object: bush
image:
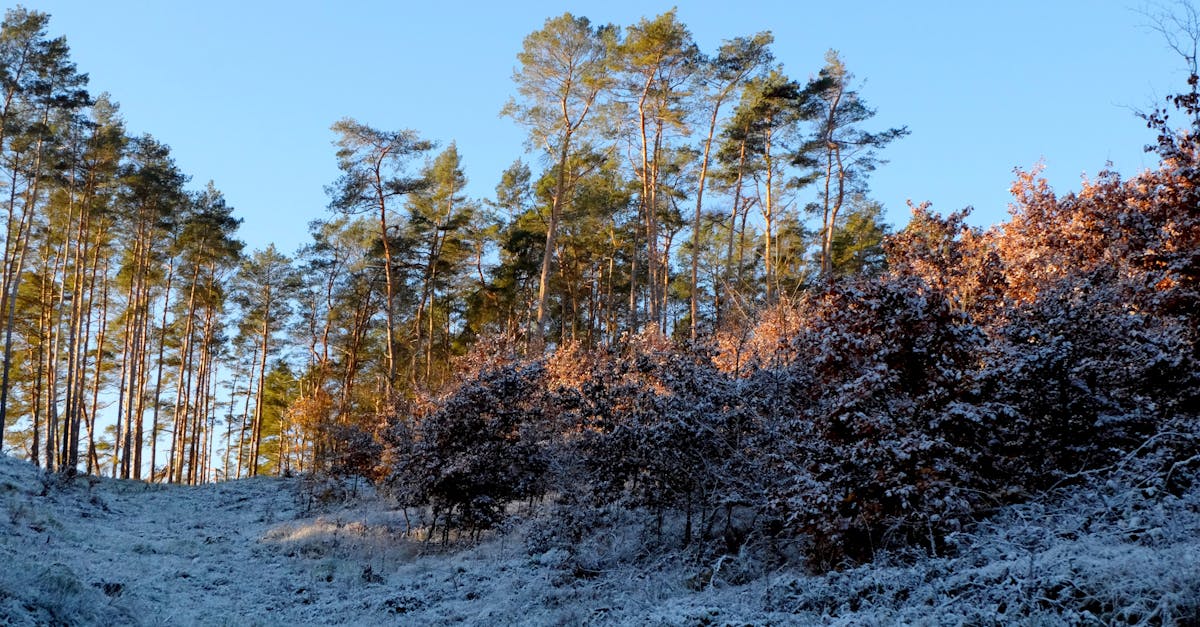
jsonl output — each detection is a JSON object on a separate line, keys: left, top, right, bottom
{"left": 557, "top": 332, "right": 742, "bottom": 549}
{"left": 382, "top": 363, "right": 553, "bottom": 541}
{"left": 982, "top": 270, "right": 1199, "bottom": 488}
{"left": 739, "top": 276, "right": 994, "bottom": 567}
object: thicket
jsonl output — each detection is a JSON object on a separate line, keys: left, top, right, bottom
{"left": 358, "top": 70, "right": 1200, "bottom": 573}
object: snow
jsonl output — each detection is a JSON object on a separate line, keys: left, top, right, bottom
{"left": 1, "top": 453, "right": 1197, "bottom": 625}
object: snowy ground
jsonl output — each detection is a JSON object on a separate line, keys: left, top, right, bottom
{"left": 1, "top": 454, "right": 1197, "bottom": 625}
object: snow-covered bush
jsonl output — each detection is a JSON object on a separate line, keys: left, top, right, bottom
{"left": 366, "top": 112, "right": 1200, "bottom": 570}
{"left": 742, "top": 276, "right": 995, "bottom": 568}
{"left": 325, "top": 423, "right": 384, "bottom": 481}
{"left": 558, "top": 333, "right": 742, "bottom": 549}
{"left": 981, "top": 270, "right": 1199, "bottom": 490}
{"left": 381, "top": 362, "right": 553, "bottom": 541}
{"left": 884, "top": 203, "right": 1006, "bottom": 319}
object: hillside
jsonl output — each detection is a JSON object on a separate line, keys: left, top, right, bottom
{"left": 1, "top": 453, "right": 1197, "bottom": 625}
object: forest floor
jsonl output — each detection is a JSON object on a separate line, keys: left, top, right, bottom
{"left": 1, "top": 454, "right": 1198, "bottom": 625}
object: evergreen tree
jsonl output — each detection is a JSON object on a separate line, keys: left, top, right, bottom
{"left": 232, "top": 245, "right": 297, "bottom": 477}
{"left": 797, "top": 50, "right": 907, "bottom": 278}
{"left": 112, "top": 134, "right": 186, "bottom": 478}
{"left": 687, "top": 32, "right": 773, "bottom": 338}
{"left": 405, "top": 143, "right": 480, "bottom": 386}
{"left": 328, "top": 119, "right": 433, "bottom": 399}
{"left": 613, "top": 10, "right": 700, "bottom": 329}
{"left": 723, "top": 69, "right": 807, "bottom": 303}
{"left": 503, "top": 13, "right": 613, "bottom": 346}
{"left": 0, "top": 7, "right": 90, "bottom": 451}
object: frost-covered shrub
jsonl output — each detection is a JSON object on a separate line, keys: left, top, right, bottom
{"left": 982, "top": 270, "right": 1199, "bottom": 489}
{"left": 369, "top": 135, "right": 1200, "bottom": 569}
{"left": 884, "top": 204, "right": 1006, "bottom": 320}
{"left": 562, "top": 335, "right": 741, "bottom": 548}
{"left": 997, "top": 138, "right": 1199, "bottom": 337}
{"left": 382, "top": 362, "right": 553, "bottom": 540}
{"left": 524, "top": 500, "right": 656, "bottom": 574}
{"left": 716, "top": 298, "right": 811, "bottom": 371}
{"left": 325, "top": 423, "right": 384, "bottom": 480}
{"left": 747, "top": 275, "right": 995, "bottom": 568}
{"left": 450, "top": 327, "right": 524, "bottom": 381}
{"left": 545, "top": 339, "right": 600, "bottom": 390}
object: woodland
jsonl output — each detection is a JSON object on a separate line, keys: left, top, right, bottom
{"left": 0, "top": 3, "right": 1198, "bottom": 587}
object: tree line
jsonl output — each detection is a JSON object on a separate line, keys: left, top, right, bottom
{"left": 0, "top": 7, "right": 299, "bottom": 479}
{"left": 371, "top": 50, "right": 1200, "bottom": 567}
{"left": 2, "top": 3, "right": 1197, "bottom": 573}
{"left": 0, "top": 8, "right": 910, "bottom": 480}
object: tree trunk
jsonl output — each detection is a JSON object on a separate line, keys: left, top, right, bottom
{"left": 819, "top": 81, "right": 845, "bottom": 277}
{"left": 235, "top": 347, "right": 259, "bottom": 480}
{"left": 170, "top": 266, "right": 201, "bottom": 483}
{"left": 147, "top": 255, "right": 177, "bottom": 479}
{"left": 534, "top": 128, "right": 572, "bottom": 347}
{"left": 373, "top": 158, "right": 399, "bottom": 400}
{"left": 87, "top": 255, "right": 112, "bottom": 475}
{"left": 722, "top": 140, "right": 748, "bottom": 327}
{"left": 762, "top": 127, "right": 776, "bottom": 303}
{"left": 250, "top": 302, "right": 271, "bottom": 477}
{"left": 690, "top": 102, "right": 723, "bottom": 339}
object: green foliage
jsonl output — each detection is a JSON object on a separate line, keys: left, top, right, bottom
{"left": 253, "top": 360, "right": 298, "bottom": 475}
{"left": 827, "top": 196, "right": 888, "bottom": 277}
{"left": 327, "top": 119, "right": 434, "bottom": 215}
{"left": 503, "top": 13, "right": 614, "bottom": 152}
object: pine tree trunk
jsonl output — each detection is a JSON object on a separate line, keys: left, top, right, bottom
{"left": 0, "top": 170, "right": 37, "bottom": 453}
{"left": 87, "top": 255, "right": 112, "bottom": 475}
{"left": 374, "top": 163, "right": 399, "bottom": 400}
{"left": 722, "top": 141, "right": 748, "bottom": 328}
{"left": 235, "top": 348, "right": 259, "bottom": 480}
{"left": 147, "top": 256, "right": 176, "bottom": 479}
{"left": 534, "top": 129, "right": 572, "bottom": 347}
{"left": 691, "top": 103, "right": 722, "bottom": 340}
{"left": 250, "top": 306, "right": 271, "bottom": 477}
{"left": 170, "top": 266, "right": 201, "bottom": 483}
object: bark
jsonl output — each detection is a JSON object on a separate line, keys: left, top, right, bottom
{"left": 0, "top": 135, "right": 45, "bottom": 453}
{"left": 721, "top": 139, "right": 748, "bottom": 328}
{"left": 250, "top": 297, "right": 271, "bottom": 477}
{"left": 147, "top": 255, "right": 176, "bottom": 478}
{"left": 235, "top": 347, "right": 259, "bottom": 480}
{"left": 373, "top": 154, "right": 398, "bottom": 400}
{"left": 818, "top": 81, "right": 845, "bottom": 277}
{"left": 169, "top": 265, "right": 200, "bottom": 483}
{"left": 533, "top": 128, "right": 572, "bottom": 346}
{"left": 690, "top": 102, "right": 722, "bottom": 339}
{"left": 86, "top": 255, "right": 111, "bottom": 475}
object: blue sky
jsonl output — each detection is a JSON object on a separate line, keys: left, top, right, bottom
{"left": 23, "top": 0, "right": 1190, "bottom": 255}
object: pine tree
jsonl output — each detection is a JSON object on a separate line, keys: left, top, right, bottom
{"left": 405, "top": 143, "right": 479, "bottom": 386}
{"left": 798, "top": 50, "right": 907, "bottom": 278}
{"left": 503, "top": 13, "right": 613, "bottom": 346}
{"left": 687, "top": 32, "right": 772, "bottom": 338}
{"left": 723, "top": 69, "right": 806, "bottom": 303}
{"left": 0, "top": 7, "right": 90, "bottom": 451}
{"left": 232, "top": 245, "right": 297, "bottom": 477}
{"left": 112, "top": 135, "right": 185, "bottom": 478}
{"left": 328, "top": 119, "right": 433, "bottom": 400}
{"left": 613, "top": 10, "right": 700, "bottom": 329}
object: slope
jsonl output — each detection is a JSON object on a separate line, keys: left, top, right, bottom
{"left": 1, "top": 453, "right": 1198, "bottom": 625}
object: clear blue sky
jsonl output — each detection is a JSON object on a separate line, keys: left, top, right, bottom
{"left": 23, "top": 1, "right": 1190, "bottom": 255}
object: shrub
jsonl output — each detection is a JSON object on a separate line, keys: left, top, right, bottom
{"left": 982, "top": 269, "right": 1199, "bottom": 488}
{"left": 382, "top": 362, "right": 553, "bottom": 541}
{"left": 744, "top": 276, "right": 994, "bottom": 567}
